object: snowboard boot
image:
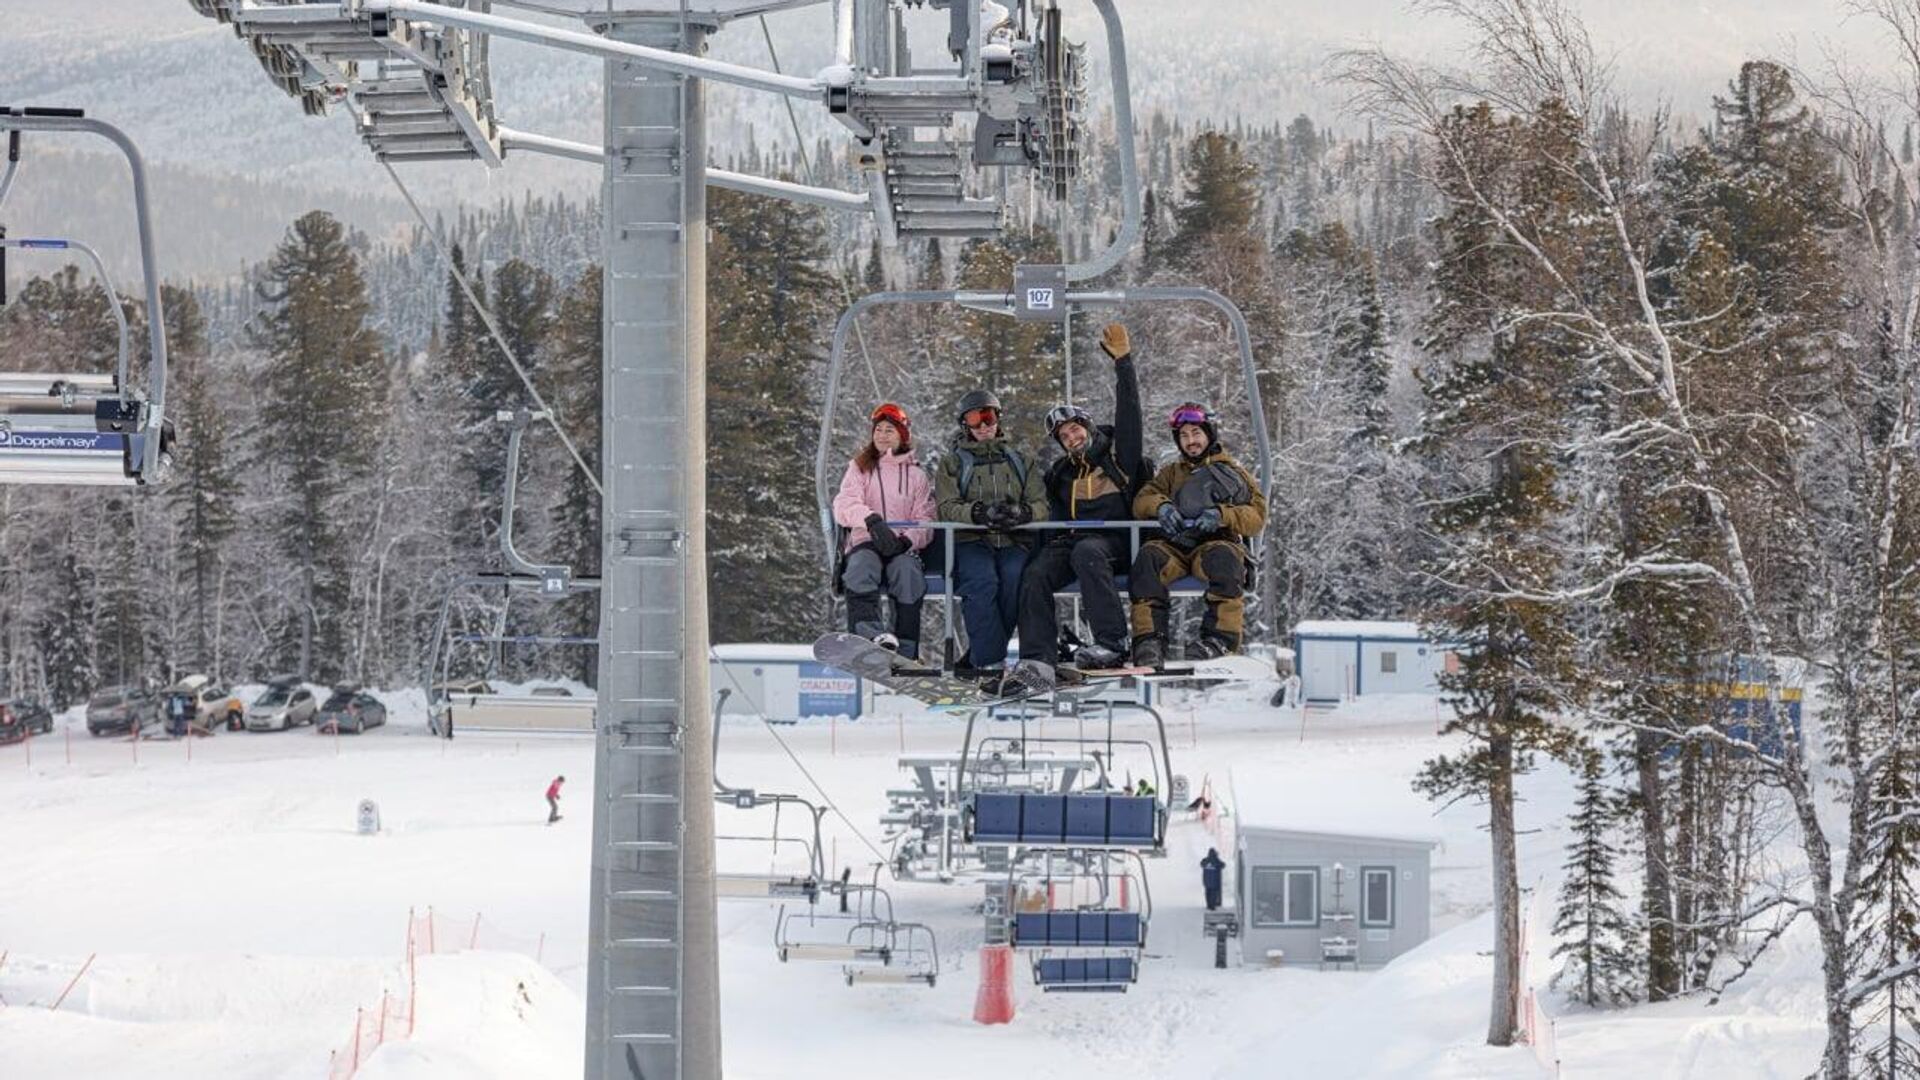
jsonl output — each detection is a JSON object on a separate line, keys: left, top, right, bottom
{"left": 1073, "top": 642, "right": 1124, "bottom": 671}
{"left": 1131, "top": 635, "right": 1166, "bottom": 670}
{"left": 874, "top": 632, "right": 901, "bottom": 652}
{"left": 1188, "top": 633, "right": 1237, "bottom": 661}
{"left": 1000, "top": 659, "right": 1055, "bottom": 697}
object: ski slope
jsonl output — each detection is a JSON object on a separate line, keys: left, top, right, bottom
{"left": 0, "top": 680, "right": 1828, "bottom": 1078}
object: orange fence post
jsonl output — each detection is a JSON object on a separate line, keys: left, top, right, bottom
{"left": 49, "top": 953, "right": 95, "bottom": 1012}
{"left": 972, "top": 945, "right": 1015, "bottom": 1024}
{"left": 378, "top": 989, "right": 388, "bottom": 1044}
{"left": 351, "top": 1006, "right": 363, "bottom": 1070}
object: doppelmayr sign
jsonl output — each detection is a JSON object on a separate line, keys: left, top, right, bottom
{"left": 0, "top": 430, "right": 122, "bottom": 451}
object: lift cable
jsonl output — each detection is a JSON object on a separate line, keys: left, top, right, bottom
{"left": 708, "top": 645, "right": 893, "bottom": 867}
{"left": 381, "top": 159, "right": 605, "bottom": 500}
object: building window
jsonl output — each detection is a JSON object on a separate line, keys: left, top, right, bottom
{"left": 1361, "top": 867, "right": 1394, "bottom": 928}
{"left": 1250, "top": 867, "right": 1320, "bottom": 927}
{"left": 1380, "top": 651, "right": 1398, "bottom": 674}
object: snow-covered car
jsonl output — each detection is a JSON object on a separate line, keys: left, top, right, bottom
{"left": 316, "top": 688, "right": 387, "bottom": 734}
{"left": 86, "top": 687, "right": 158, "bottom": 737}
{"left": 246, "top": 680, "right": 318, "bottom": 731}
{"left": 0, "top": 698, "right": 53, "bottom": 743}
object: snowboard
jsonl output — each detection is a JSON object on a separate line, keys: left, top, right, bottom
{"left": 1139, "top": 653, "right": 1272, "bottom": 683}
{"left": 811, "top": 634, "right": 1117, "bottom": 710}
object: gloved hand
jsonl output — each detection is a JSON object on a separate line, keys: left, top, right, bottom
{"left": 1194, "top": 507, "right": 1223, "bottom": 535}
{"left": 1156, "top": 502, "right": 1184, "bottom": 538}
{"left": 1100, "top": 323, "right": 1131, "bottom": 362}
{"left": 865, "top": 513, "right": 910, "bottom": 558}
{"left": 970, "top": 502, "right": 992, "bottom": 526}
{"left": 987, "top": 502, "right": 1033, "bottom": 529}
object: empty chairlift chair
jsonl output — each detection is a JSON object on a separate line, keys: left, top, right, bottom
{"left": 0, "top": 110, "right": 176, "bottom": 488}
{"left": 969, "top": 791, "right": 1163, "bottom": 849}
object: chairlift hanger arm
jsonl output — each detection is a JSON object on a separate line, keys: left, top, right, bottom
{"left": 0, "top": 238, "right": 133, "bottom": 391}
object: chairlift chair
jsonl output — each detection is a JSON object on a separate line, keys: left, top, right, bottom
{"left": 0, "top": 109, "right": 175, "bottom": 487}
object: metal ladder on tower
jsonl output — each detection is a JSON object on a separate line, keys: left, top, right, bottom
{"left": 590, "top": 13, "right": 697, "bottom": 1075}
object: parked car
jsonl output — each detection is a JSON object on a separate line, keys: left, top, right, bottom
{"left": 316, "top": 687, "right": 388, "bottom": 734}
{"left": 87, "top": 686, "right": 158, "bottom": 737}
{"left": 246, "top": 679, "right": 318, "bottom": 732}
{"left": 0, "top": 698, "right": 54, "bottom": 743}
{"left": 160, "top": 674, "right": 242, "bottom": 736}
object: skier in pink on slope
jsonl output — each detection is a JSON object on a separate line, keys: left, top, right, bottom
{"left": 546, "top": 775, "right": 565, "bottom": 824}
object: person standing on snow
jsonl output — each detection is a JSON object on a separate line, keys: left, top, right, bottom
{"left": 1201, "top": 847, "right": 1226, "bottom": 911}
{"left": 832, "top": 403, "right": 937, "bottom": 660}
{"left": 1128, "top": 402, "right": 1267, "bottom": 667}
{"left": 1013, "top": 323, "right": 1151, "bottom": 685}
{"left": 546, "top": 775, "right": 565, "bottom": 824}
{"left": 935, "top": 389, "right": 1048, "bottom": 680}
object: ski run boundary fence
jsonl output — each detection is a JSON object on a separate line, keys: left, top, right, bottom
{"left": 1516, "top": 883, "right": 1564, "bottom": 1078}
{"left": 325, "top": 906, "right": 553, "bottom": 1079}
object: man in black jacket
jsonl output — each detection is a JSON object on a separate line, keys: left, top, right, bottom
{"left": 1012, "top": 323, "right": 1151, "bottom": 680}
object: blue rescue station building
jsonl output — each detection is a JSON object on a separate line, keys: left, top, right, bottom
{"left": 1228, "top": 769, "right": 1440, "bottom": 968}
{"left": 710, "top": 644, "right": 863, "bottom": 722}
{"left": 1292, "top": 620, "right": 1456, "bottom": 705}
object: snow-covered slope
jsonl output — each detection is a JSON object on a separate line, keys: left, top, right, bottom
{"left": 0, "top": 683, "right": 1829, "bottom": 1078}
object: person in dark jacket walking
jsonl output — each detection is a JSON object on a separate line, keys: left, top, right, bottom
{"left": 1129, "top": 402, "right": 1268, "bottom": 666}
{"left": 935, "top": 389, "right": 1049, "bottom": 678}
{"left": 546, "top": 775, "right": 565, "bottom": 824}
{"left": 1201, "top": 847, "right": 1226, "bottom": 911}
{"left": 1013, "top": 324, "right": 1151, "bottom": 681}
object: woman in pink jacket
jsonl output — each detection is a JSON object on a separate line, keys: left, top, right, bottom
{"left": 833, "top": 402, "right": 936, "bottom": 660}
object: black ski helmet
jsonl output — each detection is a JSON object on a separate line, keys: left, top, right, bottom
{"left": 1046, "top": 403, "right": 1093, "bottom": 443}
{"left": 955, "top": 389, "right": 1003, "bottom": 426}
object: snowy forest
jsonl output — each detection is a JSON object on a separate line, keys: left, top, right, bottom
{"left": 3, "top": 0, "right": 1920, "bottom": 1071}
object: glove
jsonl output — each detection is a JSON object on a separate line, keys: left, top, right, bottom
{"left": 1100, "top": 323, "right": 1132, "bottom": 362}
{"left": 1195, "top": 507, "right": 1223, "bottom": 534}
{"left": 986, "top": 502, "right": 1033, "bottom": 529}
{"left": 970, "top": 502, "right": 992, "bottom": 526}
{"left": 865, "top": 513, "right": 910, "bottom": 558}
{"left": 1156, "top": 502, "right": 1184, "bottom": 538}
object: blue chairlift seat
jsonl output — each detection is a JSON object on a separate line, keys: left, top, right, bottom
{"left": 970, "top": 792, "right": 1161, "bottom": 848}
{"left": 1012, "top": 911, "right": 1145, "bottom": 949}
{"left": 1033, "top": 955, "right": 1137, "bottom": 992}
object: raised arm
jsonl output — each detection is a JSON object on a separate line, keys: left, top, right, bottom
{"left": 1103, "top": 324, "right": 1144, "bottom": 486}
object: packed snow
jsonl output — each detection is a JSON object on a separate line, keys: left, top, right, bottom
{"left": 0, "top": 677, "right": 1829, "bottom": 1078}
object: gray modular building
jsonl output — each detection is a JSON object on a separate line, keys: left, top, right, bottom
{"left": 1230, "top": 774, "right": 1441, "bottom": 967}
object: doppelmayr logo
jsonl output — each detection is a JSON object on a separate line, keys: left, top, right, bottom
{"left": 0, "top": 430, "right": 113, "bottom": 451}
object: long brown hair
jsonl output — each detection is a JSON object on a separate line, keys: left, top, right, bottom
{"left": 855, "top": 430, "right": 913, "bottom": 473}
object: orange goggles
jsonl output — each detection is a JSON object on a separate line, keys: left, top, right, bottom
{"left": 963, "top": 407, "right": 1000, "bottom": 427}
{"left": 871, "top": 403, "right": 908, "bottom": 427}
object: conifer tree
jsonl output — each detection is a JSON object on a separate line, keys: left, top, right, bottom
{"left": 254, "top": 211, "right": 389, "bottom": 680}
{"left": 40, "top": 540, "right": 97, "bottom": 710}
{"left": 163, "top": 286, "right": 238, "bottom": 675}
{"left": 1552, "top": 749, "right": 1642, "bottom": 1007}
{"left": 706, "top": 188, "right": 836, "bottom": 641}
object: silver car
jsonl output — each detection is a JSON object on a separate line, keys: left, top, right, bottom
{"left": 246, "top": 683, "right": 317, "bottom": 731}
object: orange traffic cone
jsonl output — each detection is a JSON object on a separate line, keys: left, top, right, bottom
{"left": 972, "top": 944, "right": 1016, "bottom": 1024}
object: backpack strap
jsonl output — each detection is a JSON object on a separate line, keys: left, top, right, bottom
{"left": 956, "top": 445, "right": 1029, "bottom": 501}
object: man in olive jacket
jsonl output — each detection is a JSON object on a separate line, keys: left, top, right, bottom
{"left": 935, "top": 390, "right": 1049, "bottom": 677}
{"left": 1129, "top": 402, "right": 1267, "bottom": 666}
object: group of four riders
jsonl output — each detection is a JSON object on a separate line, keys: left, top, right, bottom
{"left": 829, "top": 322, "right": 1268, "bottom": 688}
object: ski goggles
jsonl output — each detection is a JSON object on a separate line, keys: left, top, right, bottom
{"left": 1169, "top": 403, "right": 1213, "bottom": 429}
{"left": 871, "top": 402, "right": 909, "bottom": 428}
{"left": 1046, "top": 404, "right": 1091, "bottom": 435}
{"left": 963, "top": 406, "right": 1000, "bottom": 427}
